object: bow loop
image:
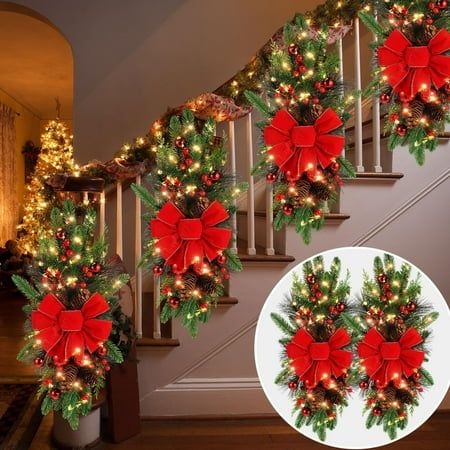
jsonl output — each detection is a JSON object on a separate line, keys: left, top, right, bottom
{"left": 287, "top": 328, "right": 351, "bottom": 388}
{"left": 358, "top": 327, "right": 425, "bottom": 387}
{"left": 31, "top": 292, "right": 111, "bottom": 363}
{"left": 151, "top": 200, "right": 231, "bottom": 273}
{"left": 379, "top": 28, "right": 450, "bottom": 97}
{"left": 263, "top": 108, "right": 344, "bottom": 180}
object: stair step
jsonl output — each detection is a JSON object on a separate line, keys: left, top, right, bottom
{"left": 344, "top": 172, "right": 404, "bottom": 181}
{"left": 137, "top": 337, "right": 180, "bottom": 347}
{"left": 217, "top": 296, "right": 239, "bottom": 305}
{"left": 236, "top": 238, "right": 295, "bottom": 263}
{"left": 346, "top": 132, "right": 450, "bottom": 149}
{"left": 237, "top": 210, "right": 349, "bottom": 223}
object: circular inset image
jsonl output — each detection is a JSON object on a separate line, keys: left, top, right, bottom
{"left": 254, "top": 247, "right": 450, "bottom": 449}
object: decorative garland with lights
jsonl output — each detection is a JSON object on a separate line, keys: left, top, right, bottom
{"left": 131, "top": 110, "right": 246, "bottom": 336}
{"left": 351, "top": 253, "right": 438, "bottom": 440}
{"left": 13, "top": 201, "right": 132, "bottom": 430}
{"left": 359, "top": 1, "right": 450, "bottom": 165}
{"left": 245, "top": 14, "right": 355, "bottom": 244}
{"left": 271, "top": 256, "right": 357, "bottom": 442}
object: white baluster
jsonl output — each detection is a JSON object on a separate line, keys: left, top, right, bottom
{"left": 153, "top": 275, "right": 161, "bottom": 339}
{"left": 265, "top": 183, "right": 275, "bottom": 256}
{"left": 338, "top": 36, "right": 346, "bottom": 158}
{"left": 372, "top": 13, "right": 383, "bottom": 173}
{"left": 99, "top": 191, "right": 105, "bottom": 236}
{"left": 354, "top": 18, "right": 365, "bottom": 172}
{"left": 116, "top": 181, "right": 123, "bottom": 258}
{"left": 228, "top": 121, "right": 238, "bottom": 254}
{"left": 82, "top": 191, "right": 89, "bottom": 206}
{"left": 134, "top": 175, "right": 143, "bottom": 338}
{"left": 245, "top": 114, "right": 256, "bottom": 255}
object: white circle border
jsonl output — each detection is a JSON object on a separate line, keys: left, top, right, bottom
{"left": 254, "top": 246, "right": 450, "bottom": 449}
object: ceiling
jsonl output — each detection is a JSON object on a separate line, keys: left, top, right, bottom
{"left": 0, "top": 10, "right": 73, "bottom": 119}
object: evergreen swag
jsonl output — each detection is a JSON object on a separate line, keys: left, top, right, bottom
{"left": 245, "top": 14, "right": 355, "bottom": 244}
{"left": 271, "top": 256, "right": 357, "bottom": 441}
{"left": 359, "top": 1, "right": 450, "bottom": 165}
{"left": 13, "top": 201, "right": 132, "bottom": 430}
{"left": 350, "top": 254, "right": 438, "bottom": 440}
{"left": 131, "top": 110, "right": 246, "bottom": 336}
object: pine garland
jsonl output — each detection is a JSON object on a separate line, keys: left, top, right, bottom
{"left": 132, "top": 110, "right": 246, "bottom": 336}
{"left": 352, "top": 253, "right": 437, "bottom": 440}
{"left": 14, "top": 201, "right": 133, "bottom": 430}
{"left": 359, "top": 2, "right": 450, "bottom": 165}
{"left": 271, "top": 256, "right": 356, "bottom": 442}
{"left": 245, "top": 14, "right": 354, "bottom": 244}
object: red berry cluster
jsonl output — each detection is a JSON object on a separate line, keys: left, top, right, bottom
{"left": 175, "top": 136, "right": 194, "bottom": 171}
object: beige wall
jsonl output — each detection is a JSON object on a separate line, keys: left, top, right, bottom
{"left": 0, "top": 89, "right": 40, "bottom": 215}
{"left": 10, "top": 0, "right": 322, "bottom": 164}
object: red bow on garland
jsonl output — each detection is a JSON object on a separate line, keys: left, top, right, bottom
{"left": 286, "top": 328, "right": 352, "bottom": 388}
{"left": 357, "top": 327, "right": 425, "bottom": 388}
{"left": 263, "top": 108, "right": 344, "bottom": 181}
{"left": 151, "top": 200, "right": 232, "bottom": 273}
{"left": 31, "top": 292, "right": 112, "bottom": 363}
{"left": 378, "top": 29, "right": 450, "bottom": 101}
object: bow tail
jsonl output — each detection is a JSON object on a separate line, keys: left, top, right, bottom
{"left": 268, "top": 142, "right": 296, "bottom": 172}
{"left": 83, "top": 319, "right": 113, "bottom": 352}
{"left": 385, "top": 360, "right": 403, "bottom": 387}
{"left": 36, "top": 325, "right": 63, "bottom": 354}
{"left": 184, "top": 240, "right": 205, "bottom": 267}
{"left": 201, "top": 227, "right": 232, "bottom": 261}
{"left": 411, "top": 68, "right": 431, "bottom": 100}
{"left": 64, "top": 331, "right": 85, "bottom": 361}
{"left": 383, "top": 63, "right": 409, "bottom": 93}
{"left": 430, "top": 55, "right": 450, "bottom": 88}
{"left": 400, "top": 349, "right": 425, "bottom": 377}
{"left": 298, "top": 147, "right": 319, "bottom": 177}
{"left": 315, "top": 360, "right": 332, "bottom": 386}
{"left": 82, "top": 292, "right": 110, "bottom": 319}
{"left": 361, "top": 354, "right": 384, "bottom": 378}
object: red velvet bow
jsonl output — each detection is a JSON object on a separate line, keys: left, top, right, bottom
{"left": 31, "top": 292, "right": 112, "bottom": 363}
{"left": 358, "top": 327, "right": 425, "bottom": 388}
{"left": 151, "top": 200, "right": 232, "bottom": 273}
{"left": 378, "top": 29, "right": 450, "bottom": 100}
{"left": 263, "top": 108, "right": 344, "bottom": 180}
{"left": 286, "top": 328, "right": 352, "bottom": 388}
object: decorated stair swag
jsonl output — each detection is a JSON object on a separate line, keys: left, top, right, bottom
{"left": 271, "top": 256, "right": 357, "bottom": 441}
{"left": 359, "top": 1, "right": 450, "bottom": 165}
{"left": 13, "top": 201, "right": 132, "bottom": 430}
{"left": 245, "top": 14, "right": 355, "bottom": 244}
{"left": 349, "top": 253, "right": 438, "bottom": 440}
{"left": 132, "top": 109, "right": 246, "bottom": 336}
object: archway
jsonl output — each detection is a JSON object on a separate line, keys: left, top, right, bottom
{"left": 0, "top": 2, "right": 73, "bottom": 248}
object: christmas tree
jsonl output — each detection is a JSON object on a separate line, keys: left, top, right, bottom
{"left": 13, "top": 200, "right": 132, "bottom": 429}
{"left": 17, "top": 119, "right": 75, "bottom": 255}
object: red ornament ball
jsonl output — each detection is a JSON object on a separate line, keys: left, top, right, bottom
{"left": 315, "top": 291, "right": 322, "bottom": 299}
{"left": 413, "top": 371, "right": 421, "bottom": 380}
{"left": 428, "top": 1, "right": 436, "bottom": 9}
{"left": 302, "top": 407, "right": 312, "bottom": 417}
{"left": 266, "top": 172, "right": 277, "bottom": 183}
{"left": 372, "top": 407, "right": 382, "bottom": 417}
{"left": 295, "top": 55, "right": 303, "bottom": 64}
{"left": 79, "top": 282, "right": 87, "bottom": 289}
{"left": 55, "top": 229, "right": 66, "bottom": 240}
{"left": 288, "top": 43, "right": 299, "bottom": 55}
{"left": 86, "top": 271, "right": 93, "bottom": 278}
{"left": 97, "top": 346, "right": 108, "bottom": 357}
{"left": 306, "top": 274, "right": 316, "bottom": 284}
{"left": 63, "top": 239, "right": 71, "bottom": 248}
{"left": 377, "top": 273, "right": 387, "bottom": 284}
{"left": 60, "top": 255, "right": 67, "bottom": 262}
{"left": 330, "top": 161, "right": 341, "bottom": 173}
{"left": 396, "top": 124, "right": 407, "bottom": 136}
{"left": 210, "top": 170, "right": 221, "bottom": 181}
{"left": 179, "top": 163, "right": 187, "bottom": 170}
{"left": 91, "top": 263, "right": 101, "bottom": 273}
{"left": 298, "top": 65, "right": 307, "bottom": 73}
{"left": 407, "top": 301, "right": 417, "bottom": 311}
{"left": 383, "top": 283, "right": 391, "bottom": 291}
{"left": 359, "top": 380, "right": 369, "bottom": 389}
{"left": 288, "top": 381, "right": 298, "bottom": 390}
{"left": 282, "top": 204, "right": 294, "bottom": 216}
{"left": 312, "top": 97, "right": 320, "bottom": 104}
{"left": 66, "top": 249, "right": 74, "bottom": 258}
{"left": 82, "top": 265, "right": 89, "bottom": 273}
{"left": 50, "top": 388, "right": 61, "bottom": 401}
{"left": 217, "top": 254, "right": 227, "bottom": 265}
{"left": 175, "top": 137, "right": 186, "bottom": 148}
{"left": 152, "top": 265, "right": 164, "bottom": 275}
{"left": 323, "top": 78, "right": 335, "bottom": 89}
{"left": 33, "top": 357, "right": 44, "bottom": 367}
{"left": 168, "top": 296, "right": 180, "bottom": 309}
{"left": 380, "top": 93, "right": 391, "bottom": 104}
{"left": 437, "top": 0, "right": 447, "bottom": 8}
{"left": 336, "top": 302, "right": 346, "bottom": 312}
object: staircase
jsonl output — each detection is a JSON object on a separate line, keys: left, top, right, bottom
{"left": 94, "top": 18, "right": 450, "bottom": 417}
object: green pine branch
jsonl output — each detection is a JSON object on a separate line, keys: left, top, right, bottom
{"left": 358, "top": 11, "right": 385, "bottom": 39}
{"left": 271, "top": 312, "right": 297, "bottom": 336}
{"left": 244, "top": 90, "right": 272, "bottom": 118}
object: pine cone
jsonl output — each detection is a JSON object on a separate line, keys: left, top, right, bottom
{"left": 424, "top": 103, "right": 445, "bottom": 122}
{"left": 406, "top": 99, "right": 425, "bottom": 129}
{"left": 59, "top": 380, "right": 73, "bottom": 393}
{"left": 310, "top": 181, "right": 331, "bottom": 201}
{"left": 307, "top": 323, "right": 333, "bottom": 342}
{"left": 325, "top": 389, "right": 342, "bottom": 405}
{"left": 63, "top": 364, "right": 79, "bottom": 384}
{"left": 303, "top": 105, "right": 324, "bottom": 125}
{"left": 292, "top": 179, "right": 312, "bottom": 207}
{"left": 174, "top": 196, "right": 188, "bottom": 216}
{"left": 196, "top": 275, "right": 217, "bottom": 295}
{"left": 378, "top": 323, "right": 402, "bottom": 342}
{"left": 396, "top": 388, "right": 414, "bottom": 405}
{"left": 180, "top": 272, "right": 198, "bottom": 299}
{"left": 71, "top": 290, "right": 90, "bottom": 310}
{"left": 78, "top": 367, "right": 98, "bottom": 386}
{"left": 309, "top": 386, "right": 326, "bottom": 411}
{"left": 212, "top": 136, "right": 223, "bottom": 147}
{"left": 189, "top": 196, "right": 211, "bottom": 217}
